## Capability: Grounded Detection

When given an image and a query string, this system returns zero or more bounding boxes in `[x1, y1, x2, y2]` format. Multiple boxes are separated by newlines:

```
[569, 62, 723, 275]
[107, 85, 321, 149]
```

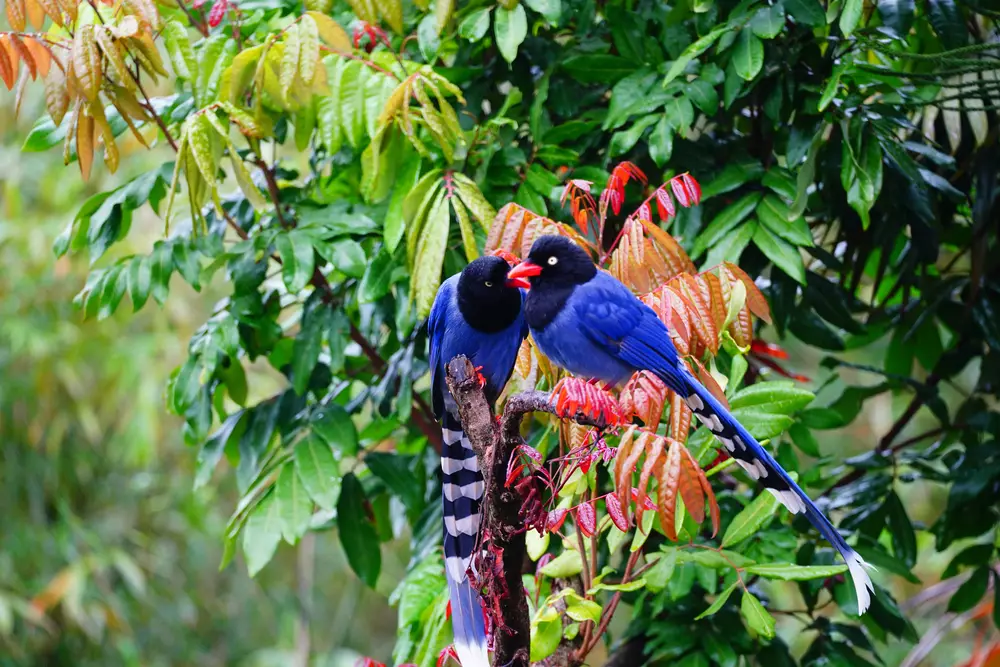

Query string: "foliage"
[2, 0, 1000, 662]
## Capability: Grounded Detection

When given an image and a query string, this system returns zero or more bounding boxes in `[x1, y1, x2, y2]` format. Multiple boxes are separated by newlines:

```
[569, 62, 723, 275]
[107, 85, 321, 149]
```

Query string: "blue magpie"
[428, 255, 529, 665]
[506, 235, 875, 613]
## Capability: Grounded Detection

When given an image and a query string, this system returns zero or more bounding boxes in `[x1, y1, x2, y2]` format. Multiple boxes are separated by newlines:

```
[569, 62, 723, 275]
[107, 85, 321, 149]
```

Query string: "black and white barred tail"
[672, 364, 876, 614]
[440, 414, 489, 667]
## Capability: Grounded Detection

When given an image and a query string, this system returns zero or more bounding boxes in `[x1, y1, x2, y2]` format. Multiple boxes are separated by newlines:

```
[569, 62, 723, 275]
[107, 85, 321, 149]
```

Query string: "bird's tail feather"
[440, 415, 489, 665]
[664, 364, 876, 614]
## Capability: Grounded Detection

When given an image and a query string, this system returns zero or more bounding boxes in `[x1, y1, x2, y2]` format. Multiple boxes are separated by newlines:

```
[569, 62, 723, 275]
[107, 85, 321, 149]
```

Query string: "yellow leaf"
[90, 101, 119, 173]
[111, 96, 151, 148]
[452, 195, 479, 262]
[0, 37, 16, 91]
[374, 0, 403, 33]
[96, 27, 134, 91]
[77, 106, 96, 180]
[26, 0, 44, 28]
[6, 0, 26, 31]
[127, 33, 169, 79]
[122, 0, 161, 30]
[434, 0, 453, 34]
[187, 114, 220, 187]
[280, 22, 301, 101]
[56, 0, 76, 23]
[298, 14, 320, 85]
[226, 43, 266, 103]
[36, 0, 64, 26]
[307, 11, 352, 53]
[73, 25, 102, 101]
[345, 0, 377, 22]
[44, 65, 69, 125]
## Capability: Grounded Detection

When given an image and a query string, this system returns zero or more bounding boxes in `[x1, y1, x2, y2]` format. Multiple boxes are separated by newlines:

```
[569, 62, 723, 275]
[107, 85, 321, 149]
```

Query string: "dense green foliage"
[2, 0, 1000, 663]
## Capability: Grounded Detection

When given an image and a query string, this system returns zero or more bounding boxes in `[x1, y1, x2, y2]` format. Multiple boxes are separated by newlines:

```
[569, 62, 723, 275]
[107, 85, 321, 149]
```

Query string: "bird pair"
[427, 235, 875, 667]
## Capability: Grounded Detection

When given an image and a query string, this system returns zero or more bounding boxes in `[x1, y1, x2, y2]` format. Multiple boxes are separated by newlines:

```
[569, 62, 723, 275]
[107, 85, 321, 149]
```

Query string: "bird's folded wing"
[570, 275, 648, 351]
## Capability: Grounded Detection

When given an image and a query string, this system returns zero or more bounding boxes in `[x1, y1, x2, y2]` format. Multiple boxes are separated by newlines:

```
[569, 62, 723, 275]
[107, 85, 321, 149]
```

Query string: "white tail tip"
[845, 550, 877, 615]
[453, 637, 490, 667]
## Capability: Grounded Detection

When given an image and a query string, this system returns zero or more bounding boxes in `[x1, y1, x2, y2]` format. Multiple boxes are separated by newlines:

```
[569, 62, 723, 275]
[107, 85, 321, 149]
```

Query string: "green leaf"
[784, 0, 826, 26]
[565, 597, 603, 623]
[878, 0, 914, 36]
[494, 5, 528, 64]
[927, 0, 966, 49]
[691, 192, 762, 259]
[751, 3, 785, 38]
[753, 223, 805, 284]
[337, 473, 381, 587]
[884, 491, 917, 568]
[276, 231, 315, 293]
[458, 7, 491, 40]
[291, 297, 328, 395]
[788, 422, 821, 456]
[685, 79, 719, 115]
[412, 189, 450, 318]
[562, 54, 636, 84]
[163, 20, 197, 82]
[294, 433, 340, 510]
[746, 563, 848, 580]
[949, 567, 990, 613]
[530, 612, 563, 662]
[311, 404, 358, 455]
[662, 25, 733, 87]
[741, 591, 776, 638]
[365, 452, 423, 512]
[729, 381, 814, 414]
[700, 160, 765, 200]
[703, 221, 756, 268]
[756, 195, 813, 246]
[275, 463, 312, 545]
[839, 0, 863, 35]
[524, 0, 561, 22]
[359, 248, 395, 303]
[732, 30, 764, 81]
[540, 549, 583, 577]
[243, 490, 281, 577]
[384, 153, 422, 254]
[649, 116, 674, 167]
[818, 64, 844, 112]
[318, 239, 366, 278]
[695, 580, 739, 620]
[721, 489, 780, 547]
[609, 114, 659, 157]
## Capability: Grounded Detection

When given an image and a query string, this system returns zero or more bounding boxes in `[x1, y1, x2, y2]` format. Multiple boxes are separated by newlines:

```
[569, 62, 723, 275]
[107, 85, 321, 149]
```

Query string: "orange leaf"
[613, 425, 640, 518]
[635, 432, 664, 526]
[677, 442, 706, 524]
[0, 36, 16, 90]
[656, 438, 682, 541]
[23, 35, 53, 78]
[668, 391, 692, 443]
[699, 272, 726, 339]
[723, 262, 771, 324]
[6, 0, 27, 30]
[689, 358, 729, 409]
[77, 106, 96, 180]
[619, 371, 668, 430]
[672, 275, 719, 354]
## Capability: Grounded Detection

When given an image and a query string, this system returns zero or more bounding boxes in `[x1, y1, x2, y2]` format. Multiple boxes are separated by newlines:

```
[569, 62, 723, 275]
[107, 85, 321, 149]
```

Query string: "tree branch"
[443, 357, 617, 667]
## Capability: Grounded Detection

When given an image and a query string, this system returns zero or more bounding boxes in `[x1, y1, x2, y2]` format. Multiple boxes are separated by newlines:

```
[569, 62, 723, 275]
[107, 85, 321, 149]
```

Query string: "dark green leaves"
[927, 0, 967, 48]
[337, 473, 381, 587]
[732, 30, 764, 81]
[562, 55, 637, 84]
[275, 230, 316, 293]
[878, 0, 915, 36]
[784, 0, 826, 26]
[948, 567, 990, 613]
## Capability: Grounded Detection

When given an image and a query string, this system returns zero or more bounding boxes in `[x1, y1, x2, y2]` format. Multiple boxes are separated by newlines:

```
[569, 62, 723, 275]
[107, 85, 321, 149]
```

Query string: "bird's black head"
[507, 235, 598, 289]
[456, 255, 523, 333]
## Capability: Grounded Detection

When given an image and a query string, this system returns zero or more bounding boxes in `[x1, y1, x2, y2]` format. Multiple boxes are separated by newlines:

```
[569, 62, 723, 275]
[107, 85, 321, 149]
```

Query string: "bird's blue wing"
[559, 273, 876, 613]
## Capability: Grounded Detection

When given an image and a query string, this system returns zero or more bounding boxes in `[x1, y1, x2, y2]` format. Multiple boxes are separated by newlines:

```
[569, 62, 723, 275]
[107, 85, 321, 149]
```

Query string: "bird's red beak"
[506, 261, 542, 289]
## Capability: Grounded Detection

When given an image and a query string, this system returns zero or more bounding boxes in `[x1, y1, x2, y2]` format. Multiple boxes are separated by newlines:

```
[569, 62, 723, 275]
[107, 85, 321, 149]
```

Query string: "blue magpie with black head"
[506, 234, 876, 613]
[428, 255, 530, 666]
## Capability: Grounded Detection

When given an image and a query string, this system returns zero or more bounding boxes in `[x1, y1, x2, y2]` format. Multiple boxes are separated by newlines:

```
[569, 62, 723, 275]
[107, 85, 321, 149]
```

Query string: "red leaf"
[437, 646, 459, 667]
[630, 487, 657, 510]
[605, 493, 630, 531]
[681, 173, 702, 205]
[576, 501, 597, 537]
[517, 443, 543, 463]
[669, 176, 691, 208]
[580, 457, 592, 474]
[637, 201, 652, 222]
[547, 508, 569, 532]
[505, 463, 525, 488]
[191, 0, 208, 9]
[655, 187, 676, 221]
[491, 248, 523, 266]
[750, 340, 789, 359]
[207, 0, 227, 27]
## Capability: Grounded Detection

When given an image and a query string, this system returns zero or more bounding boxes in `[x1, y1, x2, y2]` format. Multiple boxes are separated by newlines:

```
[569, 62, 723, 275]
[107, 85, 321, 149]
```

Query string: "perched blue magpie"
[428, 255, 529, 666]
[507, 235, 876, 613]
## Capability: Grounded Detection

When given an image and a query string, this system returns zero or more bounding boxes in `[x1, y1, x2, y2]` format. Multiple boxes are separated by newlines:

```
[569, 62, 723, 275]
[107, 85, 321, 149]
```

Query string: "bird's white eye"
[547, 256, 558, 266]
[484, 281, 493, 287]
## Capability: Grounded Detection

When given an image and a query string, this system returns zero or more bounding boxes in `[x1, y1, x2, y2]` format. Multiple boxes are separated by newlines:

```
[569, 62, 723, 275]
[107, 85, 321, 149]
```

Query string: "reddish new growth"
[352, 22, 389, 53]
[550, 376, 623, 427]
[491, 248, 523, 266]
[750, 340, 810, 382]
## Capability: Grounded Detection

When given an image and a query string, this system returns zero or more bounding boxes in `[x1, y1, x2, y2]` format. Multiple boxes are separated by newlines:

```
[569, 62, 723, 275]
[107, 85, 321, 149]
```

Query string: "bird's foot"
[473, 365, 487, 386]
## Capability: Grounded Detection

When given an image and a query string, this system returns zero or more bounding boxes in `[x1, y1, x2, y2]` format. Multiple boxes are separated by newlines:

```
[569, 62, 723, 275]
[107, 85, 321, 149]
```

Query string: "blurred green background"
[0, 84, 991, 667]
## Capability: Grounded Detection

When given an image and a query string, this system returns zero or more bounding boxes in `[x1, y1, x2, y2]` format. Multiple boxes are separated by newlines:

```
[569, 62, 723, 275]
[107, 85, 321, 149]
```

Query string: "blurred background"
[0, 76, 992, 667]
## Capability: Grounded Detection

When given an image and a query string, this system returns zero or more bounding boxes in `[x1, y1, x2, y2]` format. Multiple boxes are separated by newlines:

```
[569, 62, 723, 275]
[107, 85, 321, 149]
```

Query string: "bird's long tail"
[440, 414, 489, 667]
[663, 363, 876, 614]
